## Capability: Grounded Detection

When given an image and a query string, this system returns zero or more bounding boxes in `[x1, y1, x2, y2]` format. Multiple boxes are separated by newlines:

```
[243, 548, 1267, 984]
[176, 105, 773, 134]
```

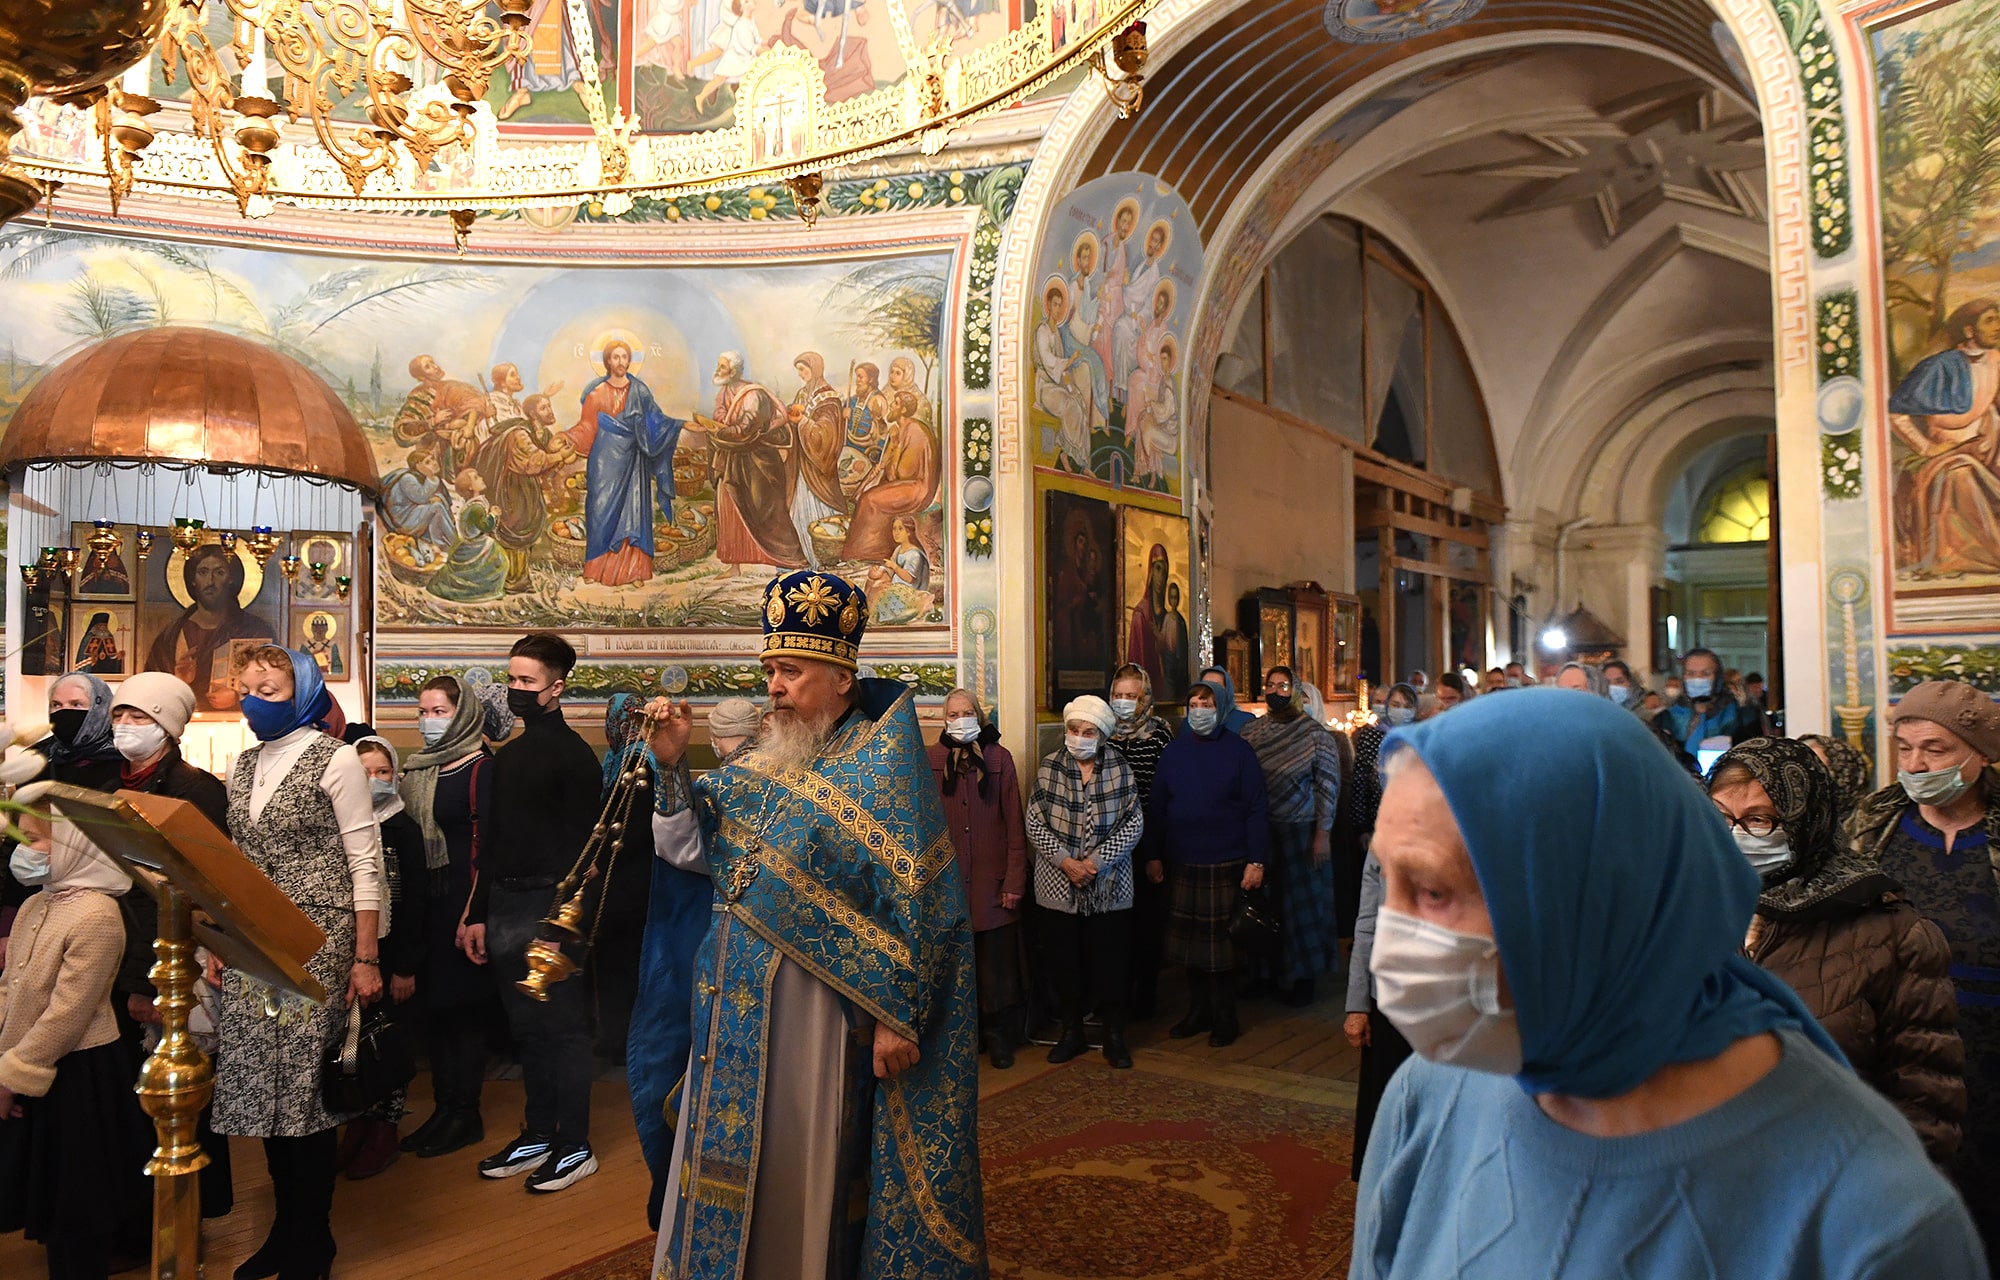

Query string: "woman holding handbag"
[1146, 678, 1269, 1047]
[212, 646, 384, 1280]
[392, 676, 495, 1159]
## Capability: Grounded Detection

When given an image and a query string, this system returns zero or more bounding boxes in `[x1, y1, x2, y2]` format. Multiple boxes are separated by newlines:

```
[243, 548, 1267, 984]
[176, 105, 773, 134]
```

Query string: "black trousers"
[1041, 908, 1133, 1028]
[488, 886, 595, 1143]
[263, 1128, 339, 1270]
[1350, 1006, 1413, 1182]
[1128, 869, 1167, 1014]
[423, 1002, 489, 1115]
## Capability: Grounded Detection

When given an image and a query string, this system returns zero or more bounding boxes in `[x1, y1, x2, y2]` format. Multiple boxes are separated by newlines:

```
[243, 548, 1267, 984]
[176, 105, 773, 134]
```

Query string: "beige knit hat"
[1891, 680, 2000, 761]
[111, 671, 197, 740]
[708, 697, 762, 741]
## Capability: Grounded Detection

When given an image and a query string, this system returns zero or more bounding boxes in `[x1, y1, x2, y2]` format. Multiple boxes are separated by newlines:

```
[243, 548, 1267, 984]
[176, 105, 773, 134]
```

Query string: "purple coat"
[927, 740, 1029, 933]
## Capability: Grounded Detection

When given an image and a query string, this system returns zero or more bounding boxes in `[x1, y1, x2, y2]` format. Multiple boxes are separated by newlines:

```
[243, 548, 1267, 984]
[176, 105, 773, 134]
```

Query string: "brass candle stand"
[136, 884, 212, 1279]
[517, 702, 663, 1001]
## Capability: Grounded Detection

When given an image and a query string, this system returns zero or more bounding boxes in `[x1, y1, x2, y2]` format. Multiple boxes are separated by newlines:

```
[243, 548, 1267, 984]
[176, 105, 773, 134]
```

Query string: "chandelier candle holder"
[279, 554, 301, 582]
[1094, 21, 1149, 119]
[247, 526, 279, 565]
[170, 517, 205, 552]
[38, 547, 58, 572]
[334, 575, 351, 603]
[218, 530, 237, 553]
[19, 563, 40, 591]
[87, 519, 122, 573]
[56, 547, 81, 575]
[133, 529, 153, 562]
[308, 560, 328, 587]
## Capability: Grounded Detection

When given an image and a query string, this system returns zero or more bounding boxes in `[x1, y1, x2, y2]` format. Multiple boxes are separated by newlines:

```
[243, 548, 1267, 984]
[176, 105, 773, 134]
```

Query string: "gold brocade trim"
[759, 631, 859, 669]
[732, 904, 918, 1044]
[757, 845, 915, 973]
[766, 766, 949, 893]
[885, 1081, 984, 1265]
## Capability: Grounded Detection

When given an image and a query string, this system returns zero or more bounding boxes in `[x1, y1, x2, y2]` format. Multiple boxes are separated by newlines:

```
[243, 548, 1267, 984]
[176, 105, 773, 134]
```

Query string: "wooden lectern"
[22, 781, 327, 1280]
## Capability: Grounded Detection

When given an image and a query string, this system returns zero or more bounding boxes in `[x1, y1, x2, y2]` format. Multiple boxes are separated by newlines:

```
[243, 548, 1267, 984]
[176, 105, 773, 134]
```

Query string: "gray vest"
[228, 733, 353, 911]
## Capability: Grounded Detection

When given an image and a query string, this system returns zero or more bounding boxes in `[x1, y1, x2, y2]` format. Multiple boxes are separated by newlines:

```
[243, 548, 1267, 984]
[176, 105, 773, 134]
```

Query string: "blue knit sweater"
[1352, 1028, 1987, 1279]
[1145, 728, 1269, 867]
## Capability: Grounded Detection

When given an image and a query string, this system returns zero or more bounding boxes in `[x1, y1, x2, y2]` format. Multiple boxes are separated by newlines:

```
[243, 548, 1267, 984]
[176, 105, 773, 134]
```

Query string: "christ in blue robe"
[570, 362, 684, 574]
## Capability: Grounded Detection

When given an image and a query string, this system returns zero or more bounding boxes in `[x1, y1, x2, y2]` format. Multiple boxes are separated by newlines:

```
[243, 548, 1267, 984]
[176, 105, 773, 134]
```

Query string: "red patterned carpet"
[544, 1056, 1357, 1280]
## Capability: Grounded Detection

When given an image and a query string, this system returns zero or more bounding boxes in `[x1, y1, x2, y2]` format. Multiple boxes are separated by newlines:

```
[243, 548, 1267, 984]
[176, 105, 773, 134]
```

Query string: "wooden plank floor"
[1, 984, 1361, 1279]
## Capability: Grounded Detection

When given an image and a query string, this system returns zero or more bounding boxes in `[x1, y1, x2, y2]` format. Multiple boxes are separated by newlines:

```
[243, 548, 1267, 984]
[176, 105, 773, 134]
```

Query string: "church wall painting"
[1042, 487, 1117, 709]
[138, 538, 288, 716]
[1029, 173, 1203, 502]
[1118, 507, 1191, 704]
[1870, 0, 2000, 641]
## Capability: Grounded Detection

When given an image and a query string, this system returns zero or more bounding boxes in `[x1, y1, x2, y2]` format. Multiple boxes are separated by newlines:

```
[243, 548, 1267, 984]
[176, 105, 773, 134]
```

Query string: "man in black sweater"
[461, 633, 605, 1193]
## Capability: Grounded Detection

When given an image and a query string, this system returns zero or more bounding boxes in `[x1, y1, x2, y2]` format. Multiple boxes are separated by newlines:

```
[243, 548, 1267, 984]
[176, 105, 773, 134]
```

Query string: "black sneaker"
[478, 1132, 555, 1179]
[525, 1141, 599, 1194]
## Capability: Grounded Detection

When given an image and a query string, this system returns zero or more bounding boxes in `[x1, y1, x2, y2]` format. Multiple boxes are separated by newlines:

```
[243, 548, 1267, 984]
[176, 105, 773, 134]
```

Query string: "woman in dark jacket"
[2, 673, 127, 915]
[1711, 737, 1965, 1160]
[347, 737, 430, 1179]
[929, 687, 1029, 1067]
[1145, 678, 1268, 1047]
[395, 675, 494, 1158]
[107, 672, 236, 1216]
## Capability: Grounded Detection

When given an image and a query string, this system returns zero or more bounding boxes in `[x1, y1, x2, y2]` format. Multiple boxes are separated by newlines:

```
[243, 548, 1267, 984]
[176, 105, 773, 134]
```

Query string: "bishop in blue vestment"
[643, 571, 986, 1280]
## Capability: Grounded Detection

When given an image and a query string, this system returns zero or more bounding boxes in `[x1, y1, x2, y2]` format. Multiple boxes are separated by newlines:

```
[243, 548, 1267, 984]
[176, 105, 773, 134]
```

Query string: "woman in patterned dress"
[211, 646, 384, 1280]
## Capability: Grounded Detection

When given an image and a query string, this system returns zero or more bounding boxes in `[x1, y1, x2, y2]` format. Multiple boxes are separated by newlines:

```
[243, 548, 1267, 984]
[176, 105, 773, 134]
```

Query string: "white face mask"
[10, 845, 50, 887]
[1371, 907, 1523, 1075]
[1505, 677, 1523, 689]
[1607, 684, 1632, 706]
[1384, 705, 1416, 727]
[369, 777, 399, 807]
[1109, 697, 1139, 721]
[1066, 733, 1100, 761]
[1733, 827, 1793, 875]
[1684, 677, 1715, 699]
[1901, 760, 1974, 807]
[113, 723, 169, 762]
[419, 716, 451, 747]
[945, 716, 981, 744]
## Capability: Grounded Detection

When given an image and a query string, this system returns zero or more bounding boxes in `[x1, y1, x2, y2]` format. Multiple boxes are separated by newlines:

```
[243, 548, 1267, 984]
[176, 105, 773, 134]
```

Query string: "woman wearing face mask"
[102, 672, 237, 1217]
[1195, 665, 1256, 734]
[0, 806, 153, 1280]
[1146, 680, 1268, 1047]
[1352, 689, 1983, 1278]
[392, 675, 494, 1160]
[1849, 680, 2000, 1246]
[1241, 665, 1343, 1007]
[927, 689, 1028, 1068]
[4, 674, 127, 914]
[213, 646, 384, 1280]
[1348, 684, 1419, 848]
[1710, 738, 1963, 1162]
[1025, 695, 1142, 1068]
[1108, 663, 1174, 1018]
[1553, 660, 1609, 697]
[341, 738, 429, 1180]
[1601, 660, 1644, 712]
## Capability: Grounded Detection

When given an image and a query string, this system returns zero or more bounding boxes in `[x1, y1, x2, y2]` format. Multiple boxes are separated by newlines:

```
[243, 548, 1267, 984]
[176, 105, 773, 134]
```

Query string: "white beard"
[744, 707, 837, 774]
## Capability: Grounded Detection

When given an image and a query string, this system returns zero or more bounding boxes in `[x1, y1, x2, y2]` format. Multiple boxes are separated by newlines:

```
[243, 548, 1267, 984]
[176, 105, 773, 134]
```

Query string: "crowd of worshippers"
[1, 629, 1997, 1277]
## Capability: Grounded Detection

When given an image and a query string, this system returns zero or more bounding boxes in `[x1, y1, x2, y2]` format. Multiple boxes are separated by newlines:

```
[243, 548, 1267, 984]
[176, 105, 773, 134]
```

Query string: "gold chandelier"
[3, 0, 1157, 238]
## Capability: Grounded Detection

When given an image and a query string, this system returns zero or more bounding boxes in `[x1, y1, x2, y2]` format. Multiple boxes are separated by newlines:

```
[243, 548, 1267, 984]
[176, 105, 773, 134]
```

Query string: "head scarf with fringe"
[399, 674, 486, 872]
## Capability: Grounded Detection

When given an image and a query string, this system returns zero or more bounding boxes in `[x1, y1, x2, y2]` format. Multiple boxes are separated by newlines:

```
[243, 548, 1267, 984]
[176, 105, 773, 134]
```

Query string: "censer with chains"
[517, 699, 663, 1000]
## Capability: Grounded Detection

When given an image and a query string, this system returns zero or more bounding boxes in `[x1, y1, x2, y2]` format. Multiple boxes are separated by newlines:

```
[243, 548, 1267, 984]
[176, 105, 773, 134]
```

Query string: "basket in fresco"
[809, 514, 849, 567]
[383, 533, 447, 587]
[660, 503, 717, 566]
[547, 514, 588, 569]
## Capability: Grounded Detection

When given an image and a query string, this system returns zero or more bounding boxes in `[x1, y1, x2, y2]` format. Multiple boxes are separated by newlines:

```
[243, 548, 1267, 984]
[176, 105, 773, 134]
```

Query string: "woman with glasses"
[1710, 738, 1966, 1162]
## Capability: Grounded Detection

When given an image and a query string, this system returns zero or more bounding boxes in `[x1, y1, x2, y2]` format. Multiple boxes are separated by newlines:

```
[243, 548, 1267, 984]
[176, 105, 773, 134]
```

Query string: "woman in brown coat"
[927, 687, 1029, 1067]
[1710, 737, 1965, 1160]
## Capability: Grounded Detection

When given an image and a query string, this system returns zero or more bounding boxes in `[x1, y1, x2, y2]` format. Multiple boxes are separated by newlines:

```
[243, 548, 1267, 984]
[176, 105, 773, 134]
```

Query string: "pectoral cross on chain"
[721, 846, 762, 903]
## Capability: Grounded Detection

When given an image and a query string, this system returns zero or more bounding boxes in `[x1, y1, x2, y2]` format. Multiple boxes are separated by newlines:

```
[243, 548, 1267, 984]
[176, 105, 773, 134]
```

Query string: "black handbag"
[321, 999, 416, 1114]
[1227, 885, 1282, 953]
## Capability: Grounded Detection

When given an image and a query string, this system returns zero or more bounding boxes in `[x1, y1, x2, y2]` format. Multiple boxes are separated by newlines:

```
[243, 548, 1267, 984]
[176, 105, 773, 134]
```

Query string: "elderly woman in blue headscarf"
[1196, 664, 1256, 734]
[212, 645, 385, 1280]
[1352, 689, 1984, 1278]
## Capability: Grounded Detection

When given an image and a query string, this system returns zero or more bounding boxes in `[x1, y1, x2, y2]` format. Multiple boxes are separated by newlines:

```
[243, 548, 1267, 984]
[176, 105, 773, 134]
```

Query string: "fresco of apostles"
[375, 342, 946, 627]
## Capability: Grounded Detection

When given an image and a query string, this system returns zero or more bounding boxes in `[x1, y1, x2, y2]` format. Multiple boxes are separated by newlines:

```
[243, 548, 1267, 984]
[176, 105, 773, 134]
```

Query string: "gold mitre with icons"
[761, 571, 868, 671]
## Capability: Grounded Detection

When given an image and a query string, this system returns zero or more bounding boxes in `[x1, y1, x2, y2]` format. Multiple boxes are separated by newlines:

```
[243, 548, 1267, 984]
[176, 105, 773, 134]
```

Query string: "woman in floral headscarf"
[1800, 732, 1872, 821]
[1711, 737, 1964, 1161]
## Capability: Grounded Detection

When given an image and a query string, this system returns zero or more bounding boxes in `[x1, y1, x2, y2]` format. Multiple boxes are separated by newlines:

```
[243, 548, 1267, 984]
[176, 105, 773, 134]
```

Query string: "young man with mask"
[1661, 648, 1752, 754]
[1850, 679, 2000, 1253]
[462, 632, 606, 1193]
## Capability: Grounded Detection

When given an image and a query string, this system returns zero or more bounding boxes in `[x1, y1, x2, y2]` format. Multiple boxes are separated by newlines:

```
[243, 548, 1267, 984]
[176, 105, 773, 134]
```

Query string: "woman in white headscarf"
[0, 803, 153, 1279]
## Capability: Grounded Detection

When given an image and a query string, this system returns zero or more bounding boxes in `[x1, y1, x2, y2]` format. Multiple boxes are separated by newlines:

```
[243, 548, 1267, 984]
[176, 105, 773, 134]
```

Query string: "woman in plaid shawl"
[1026, 695, 1144, 1069]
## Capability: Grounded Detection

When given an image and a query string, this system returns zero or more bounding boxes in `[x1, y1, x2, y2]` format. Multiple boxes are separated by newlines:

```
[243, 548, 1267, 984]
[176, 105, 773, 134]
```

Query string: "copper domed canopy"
[1, 327, 380, 493]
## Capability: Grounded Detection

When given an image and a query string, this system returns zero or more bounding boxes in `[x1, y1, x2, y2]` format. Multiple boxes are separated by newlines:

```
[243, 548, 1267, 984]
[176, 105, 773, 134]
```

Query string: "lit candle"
[241, 24, 271, 100]
[121, 53, 150, 96]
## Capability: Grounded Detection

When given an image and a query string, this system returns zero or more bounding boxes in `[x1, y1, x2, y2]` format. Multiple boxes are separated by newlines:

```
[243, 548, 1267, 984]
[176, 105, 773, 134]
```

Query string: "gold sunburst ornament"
[787, 575, 841, 627]
[760, 569, 867, 671]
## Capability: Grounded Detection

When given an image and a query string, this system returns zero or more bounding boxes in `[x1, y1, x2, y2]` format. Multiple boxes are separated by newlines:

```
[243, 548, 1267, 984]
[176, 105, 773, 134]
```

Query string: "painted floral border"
[1884, 644, 2000, 696]
[1773, 0, 1853, 258]
[377, 659, 961, 703]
